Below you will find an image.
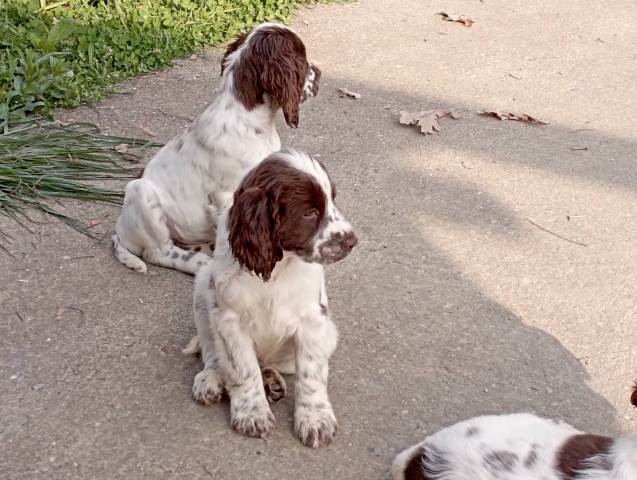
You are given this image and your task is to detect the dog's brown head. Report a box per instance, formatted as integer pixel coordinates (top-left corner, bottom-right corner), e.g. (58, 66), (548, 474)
(228, 150), (356, 281)
(221, 23), (321, 128)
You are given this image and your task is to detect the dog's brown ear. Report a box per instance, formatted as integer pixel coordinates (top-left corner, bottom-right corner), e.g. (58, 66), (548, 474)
(631, 382), (637, 407)
(228, 187), (281, 281)
(258, 31), (307, 128)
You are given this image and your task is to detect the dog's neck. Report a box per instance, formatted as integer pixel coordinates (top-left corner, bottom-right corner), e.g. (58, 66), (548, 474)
(191, 74), (279, 152)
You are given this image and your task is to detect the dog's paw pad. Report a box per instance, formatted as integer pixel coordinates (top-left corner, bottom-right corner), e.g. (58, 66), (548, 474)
(262, 367), (287, 403)
(192, 369), (223, 405)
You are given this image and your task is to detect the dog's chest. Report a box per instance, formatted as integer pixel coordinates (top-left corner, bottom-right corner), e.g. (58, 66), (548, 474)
(223, 261), (323, 355)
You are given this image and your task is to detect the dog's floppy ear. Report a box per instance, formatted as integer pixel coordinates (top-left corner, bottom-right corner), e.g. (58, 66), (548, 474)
(228, 187), (282, 281)
(258, 32), (307, 128)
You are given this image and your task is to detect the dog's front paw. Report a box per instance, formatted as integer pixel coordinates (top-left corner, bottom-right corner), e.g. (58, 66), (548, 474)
(192, 369), (223, 405)
(294, 403), (337, 448)
(231, 399), (275, 438)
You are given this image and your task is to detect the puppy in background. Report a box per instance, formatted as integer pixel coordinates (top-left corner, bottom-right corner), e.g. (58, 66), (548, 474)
(184, 149), (357, 447)
(113, 23), (320, 274)
(393, 384), (637, 480)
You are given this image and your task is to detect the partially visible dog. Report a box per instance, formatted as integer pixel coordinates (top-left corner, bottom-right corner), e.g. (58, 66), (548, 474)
(393, 384), (637, 480)
(113, 23), (321, 274)
(183, 149), (357, 447)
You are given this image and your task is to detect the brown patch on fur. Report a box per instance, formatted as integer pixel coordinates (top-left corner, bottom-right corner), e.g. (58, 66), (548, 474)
(224, 26), (309, 127)
(556, 434), (613, 479)
(631, 382), (637, 407)
(228, 156), (326, 281)
(403, 446), (448, 480)
(404, 447), (427, 480)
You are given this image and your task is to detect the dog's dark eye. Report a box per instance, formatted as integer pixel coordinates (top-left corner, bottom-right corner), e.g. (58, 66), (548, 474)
(303, 209), (318, 219)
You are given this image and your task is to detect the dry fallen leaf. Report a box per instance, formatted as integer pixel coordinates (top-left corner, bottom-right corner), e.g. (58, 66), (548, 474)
(478, 111), (549, 125)
(114, 143), (129, 153)
(140, 125), (157, 137)
(338, 87), (361, 100)
(438, 12), (474, 27)
(87, 219), (103, 228)
(399, 110), (462, 135)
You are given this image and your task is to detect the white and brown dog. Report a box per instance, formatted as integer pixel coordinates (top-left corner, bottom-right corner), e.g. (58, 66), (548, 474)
(112, 23), (321, 274)
(393, 385), (637, 480)
(183, 149), (357, 447)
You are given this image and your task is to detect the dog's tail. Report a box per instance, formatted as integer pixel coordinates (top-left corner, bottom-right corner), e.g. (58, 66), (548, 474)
(631, 382), (637, 407)
(112, 233), (148, 273)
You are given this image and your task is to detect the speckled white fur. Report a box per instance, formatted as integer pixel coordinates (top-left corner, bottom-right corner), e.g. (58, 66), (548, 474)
(188, 150), (355, 447)
(112, 23), (319, 274)
(392, 413), (637, 480)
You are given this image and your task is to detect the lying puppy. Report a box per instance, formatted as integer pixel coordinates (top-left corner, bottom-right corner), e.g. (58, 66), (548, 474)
(113, 23), (321, 274)
(393, 384), (637, 480)
(184, 149), (357, 447)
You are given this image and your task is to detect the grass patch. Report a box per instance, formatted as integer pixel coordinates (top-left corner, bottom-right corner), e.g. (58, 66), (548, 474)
(0, 119), (156, 243)
(1, 0), (321, 131)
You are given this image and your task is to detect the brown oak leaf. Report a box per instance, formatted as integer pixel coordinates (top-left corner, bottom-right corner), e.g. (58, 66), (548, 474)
(478, 111), (549, 125)
(438, 12), (474, 27)
(399, 110), (462, 135)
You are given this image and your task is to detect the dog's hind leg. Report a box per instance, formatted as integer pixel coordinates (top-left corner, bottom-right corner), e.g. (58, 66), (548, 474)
(114, 179), (170, 273)
(262, 367), (287, 403)
(112, 233), (147, 273)
(116, 179), (210, 275)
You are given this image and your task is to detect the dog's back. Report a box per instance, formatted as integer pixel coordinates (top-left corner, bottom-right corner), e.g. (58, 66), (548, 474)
(393, 386), (637, 480)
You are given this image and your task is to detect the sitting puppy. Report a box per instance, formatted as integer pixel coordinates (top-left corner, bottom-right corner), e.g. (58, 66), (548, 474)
(112, 23), (321, 274)
(183, 149), (357, 447)
(393, 384), (637, 480)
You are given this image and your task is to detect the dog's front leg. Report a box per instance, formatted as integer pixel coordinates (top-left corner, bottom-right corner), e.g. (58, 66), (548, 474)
(294, 313), (338, 448)
(189, 265), (223, 405)
(215, 311), (274, 438)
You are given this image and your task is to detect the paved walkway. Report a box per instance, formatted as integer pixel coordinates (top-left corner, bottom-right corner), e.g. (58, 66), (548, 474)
(2, 1), (636, 478)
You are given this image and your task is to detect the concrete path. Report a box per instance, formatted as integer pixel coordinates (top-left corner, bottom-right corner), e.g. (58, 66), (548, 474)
(2, 1), (636, 478)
